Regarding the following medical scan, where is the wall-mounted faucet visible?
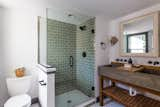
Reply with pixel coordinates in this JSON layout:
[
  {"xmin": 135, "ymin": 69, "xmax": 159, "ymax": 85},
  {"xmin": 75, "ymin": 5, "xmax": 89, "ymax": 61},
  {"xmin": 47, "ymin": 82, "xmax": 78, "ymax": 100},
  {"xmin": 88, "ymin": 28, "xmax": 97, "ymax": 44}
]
[
  {"xmin": 148, "ymin": 61, "xmax": 153, "ymax": 64},
  {"xmin": 153, "ymin": 61, "xmax": 159, "ymax": 65},
  {"xmin": 148, "ymin": 60, "xmax": 159, "ymax": 65}
]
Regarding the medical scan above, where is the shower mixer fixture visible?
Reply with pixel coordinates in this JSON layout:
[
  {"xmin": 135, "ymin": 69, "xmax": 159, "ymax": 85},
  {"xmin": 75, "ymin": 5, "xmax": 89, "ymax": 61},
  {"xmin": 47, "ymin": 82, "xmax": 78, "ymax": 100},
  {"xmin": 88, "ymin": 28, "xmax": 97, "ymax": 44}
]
[
  {"xmin": 91, "ymin": 29, "xmax": 95, "ymax": 34},
  {"xmin": 79, "ymin": 26, "xmax": 86, "ymax": 31}
]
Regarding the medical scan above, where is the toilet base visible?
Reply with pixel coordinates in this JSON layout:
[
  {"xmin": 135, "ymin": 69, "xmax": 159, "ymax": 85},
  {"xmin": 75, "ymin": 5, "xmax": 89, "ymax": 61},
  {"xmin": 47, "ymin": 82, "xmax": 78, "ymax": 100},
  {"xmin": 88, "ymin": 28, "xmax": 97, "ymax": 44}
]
[{"xmin": 4, "ymin": 94, "xmax": 31, "ymax": 107}]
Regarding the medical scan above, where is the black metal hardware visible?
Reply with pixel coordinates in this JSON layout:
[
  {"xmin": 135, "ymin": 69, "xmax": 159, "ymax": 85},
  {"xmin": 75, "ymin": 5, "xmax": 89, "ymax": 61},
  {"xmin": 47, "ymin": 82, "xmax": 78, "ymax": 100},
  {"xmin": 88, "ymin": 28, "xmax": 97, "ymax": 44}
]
[
  {"xmin": 100, "ymin": 42, "xmax": 105, "ymax": 45},
  {"xmin": 82, "ymin": 52, "xmax": 87, "ymax": 57},
  {"xmin": 124, "ymin": 59, "xmax": 127, "ymax": 62},
  {"xmin": 128, "ymin": 58, "xmax": 133, "ymax": 64},
  {"xmin": 120, "ymin": 59, "xmax": 123, "ymax": 62},
  {"xmin": 70, "ymin": 56, "xmax": 73, "ymax": 67},
  {"xmin": 91, "ymin": 29, "xmax": 95, "ymax": 34},
  {"xmin": 153, "ymin": 61, "xmax": 159, "ymax": 65},
  {"xmin": 67, "ymin": 100, "xmax": 72, "ymax": 103},
  {"xmin": 79, "ymin": 26, "xmax": 86, "ymax": 31},
  {"xmin": 148, "ymin": 61, "xmax": 153, "ymax": 64},
  {"xmin": 39, "ymin": 80, "xmax": 47, "ymax": 86},
  {"xmin": 91, "ymin": 86, "xmax": 95, "ymax": 91},
  {"xmin": 116, "ymin": 58, "xmax": 120, "ymax": 61}
]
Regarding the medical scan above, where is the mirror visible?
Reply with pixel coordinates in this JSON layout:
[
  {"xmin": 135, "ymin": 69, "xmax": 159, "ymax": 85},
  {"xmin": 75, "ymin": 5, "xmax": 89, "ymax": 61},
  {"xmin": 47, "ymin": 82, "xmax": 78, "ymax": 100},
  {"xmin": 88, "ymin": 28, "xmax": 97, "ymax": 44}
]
[{"xmin": 120, "ymin": 12, "xmax": 160, "ymax": 57}]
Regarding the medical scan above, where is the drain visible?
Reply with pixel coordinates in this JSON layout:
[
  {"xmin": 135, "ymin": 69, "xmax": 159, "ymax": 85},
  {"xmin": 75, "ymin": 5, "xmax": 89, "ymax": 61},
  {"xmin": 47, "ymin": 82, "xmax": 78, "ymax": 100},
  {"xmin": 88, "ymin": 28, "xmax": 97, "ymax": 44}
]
[{"xmin": 67, "ymin": 100, "xmax": 72, "ymax": 103}]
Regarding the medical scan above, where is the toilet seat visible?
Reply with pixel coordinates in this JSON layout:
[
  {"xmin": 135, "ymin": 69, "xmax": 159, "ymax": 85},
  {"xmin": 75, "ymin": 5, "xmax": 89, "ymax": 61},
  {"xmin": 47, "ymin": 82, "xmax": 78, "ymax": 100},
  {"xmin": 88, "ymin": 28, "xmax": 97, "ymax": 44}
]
[{"xmin": 4, "ymin": 94, "xmax": 31, "ymax": 107}]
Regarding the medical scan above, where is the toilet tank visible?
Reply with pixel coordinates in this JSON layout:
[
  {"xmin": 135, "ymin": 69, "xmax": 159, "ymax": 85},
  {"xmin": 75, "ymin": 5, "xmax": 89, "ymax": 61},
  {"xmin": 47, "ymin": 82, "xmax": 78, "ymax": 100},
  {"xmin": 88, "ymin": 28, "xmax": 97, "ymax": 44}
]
[{"xmin": 6, "ymin": 76, "xmax": 32, "ymax": 96}]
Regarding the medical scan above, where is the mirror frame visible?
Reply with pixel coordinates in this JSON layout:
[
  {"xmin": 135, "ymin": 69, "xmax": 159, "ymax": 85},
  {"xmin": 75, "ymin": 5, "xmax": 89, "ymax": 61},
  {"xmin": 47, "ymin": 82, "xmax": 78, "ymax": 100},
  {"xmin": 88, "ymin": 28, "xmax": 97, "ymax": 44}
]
[{"xmin": 120, "ymin": 12, "xmax": 160, "ymax": 57}]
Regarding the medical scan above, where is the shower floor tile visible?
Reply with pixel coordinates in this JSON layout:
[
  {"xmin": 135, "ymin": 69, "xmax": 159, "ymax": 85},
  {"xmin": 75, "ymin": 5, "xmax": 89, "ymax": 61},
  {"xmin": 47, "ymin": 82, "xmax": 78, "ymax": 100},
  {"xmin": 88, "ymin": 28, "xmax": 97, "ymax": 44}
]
[
  {"xmin": 56, "ymin": 81, "xmax": 76, "ymax": 95},
  {"xmin": 56, "ymin": 89, "xmax": 91, "ymax": 107}
]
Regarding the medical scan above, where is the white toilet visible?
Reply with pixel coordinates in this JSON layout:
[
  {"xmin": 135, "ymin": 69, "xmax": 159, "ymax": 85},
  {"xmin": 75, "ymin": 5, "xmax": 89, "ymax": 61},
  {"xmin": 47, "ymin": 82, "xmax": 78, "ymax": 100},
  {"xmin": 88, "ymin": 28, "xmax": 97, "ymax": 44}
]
[{"xmin": 4, "ymin": 76, "xmax": 32, "ymax": 107}]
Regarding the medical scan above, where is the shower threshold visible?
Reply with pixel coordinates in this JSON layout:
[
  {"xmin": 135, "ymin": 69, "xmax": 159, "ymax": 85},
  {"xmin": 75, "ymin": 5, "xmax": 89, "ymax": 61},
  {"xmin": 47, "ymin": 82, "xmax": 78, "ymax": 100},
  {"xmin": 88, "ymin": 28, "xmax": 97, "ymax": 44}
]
[{"xmin": 55, "ymin": 90, "xmax": 95, "ymax": 107}]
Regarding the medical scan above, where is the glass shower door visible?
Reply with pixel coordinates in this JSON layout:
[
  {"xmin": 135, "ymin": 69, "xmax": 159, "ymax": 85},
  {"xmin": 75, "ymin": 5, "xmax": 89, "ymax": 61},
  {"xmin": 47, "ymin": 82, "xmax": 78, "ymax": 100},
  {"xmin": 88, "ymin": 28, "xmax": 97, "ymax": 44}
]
[{"xmin": 47, "ymin": 18, "xmax": 77, "ymax": 107}]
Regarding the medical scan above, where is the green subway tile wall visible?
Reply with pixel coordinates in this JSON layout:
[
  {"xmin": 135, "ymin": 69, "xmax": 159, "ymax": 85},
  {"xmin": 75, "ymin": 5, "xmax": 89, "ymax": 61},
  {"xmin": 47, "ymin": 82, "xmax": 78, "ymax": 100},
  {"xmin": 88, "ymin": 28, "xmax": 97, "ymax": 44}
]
[
  {"xmin": 47, "ymin": 18, "xmax": 95, "ymax": 97},
  {"xmin": 47, "ymin": 19, "xmax": 76, "ymax": 95},
  {"xmin": 76, "ymin": 18, "xmax": 95, "ymax": 97}
]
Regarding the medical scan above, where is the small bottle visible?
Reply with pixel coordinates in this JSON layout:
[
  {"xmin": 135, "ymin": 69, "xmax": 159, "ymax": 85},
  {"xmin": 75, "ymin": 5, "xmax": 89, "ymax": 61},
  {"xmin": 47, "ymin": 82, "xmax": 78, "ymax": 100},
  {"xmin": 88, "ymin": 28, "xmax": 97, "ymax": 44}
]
[{"xmin": 128, "ymin": 58, "xmax": 133, "ymax": 64}]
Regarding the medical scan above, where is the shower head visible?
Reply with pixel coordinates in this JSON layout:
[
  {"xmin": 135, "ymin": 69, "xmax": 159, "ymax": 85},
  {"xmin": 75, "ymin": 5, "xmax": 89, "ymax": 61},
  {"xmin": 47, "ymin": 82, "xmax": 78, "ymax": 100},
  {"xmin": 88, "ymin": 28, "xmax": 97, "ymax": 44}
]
[{"xmin": 79, "ymin": 26, "xmax": 86, "ymax": 31}]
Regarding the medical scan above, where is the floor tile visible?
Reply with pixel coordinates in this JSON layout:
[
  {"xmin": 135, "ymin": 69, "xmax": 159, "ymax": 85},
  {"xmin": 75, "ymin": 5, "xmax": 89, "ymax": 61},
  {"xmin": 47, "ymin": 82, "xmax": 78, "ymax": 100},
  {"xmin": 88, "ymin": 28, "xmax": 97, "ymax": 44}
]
[
  {"xmin": 89, "ymin": 100, "xmax": 124, "ymax": 107},
  {"xmin": 56, "ymin": 89, "xmax": 91, "ymax": 107}
]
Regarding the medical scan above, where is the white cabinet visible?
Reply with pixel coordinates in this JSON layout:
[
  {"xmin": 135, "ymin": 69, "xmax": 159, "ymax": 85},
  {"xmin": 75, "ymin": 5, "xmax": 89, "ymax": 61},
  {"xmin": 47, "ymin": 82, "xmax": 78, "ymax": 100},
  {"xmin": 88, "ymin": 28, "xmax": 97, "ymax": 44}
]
[{"xmin": 38, "ymin": 65, "xmax": 55, "ymax": 107}]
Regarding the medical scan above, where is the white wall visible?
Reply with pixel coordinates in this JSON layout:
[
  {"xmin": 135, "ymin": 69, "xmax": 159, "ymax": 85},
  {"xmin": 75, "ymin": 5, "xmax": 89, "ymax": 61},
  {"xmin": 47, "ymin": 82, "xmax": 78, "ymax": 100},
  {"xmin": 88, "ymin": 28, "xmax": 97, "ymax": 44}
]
[
  {"xmin": 39, "ymin": 17, "xmax": 47, "ymax": 66},
  {"xmin": 108, "ymin": 4, "xmax": 160, "ymax": 64},
  {"xmin": 94, "ymin": 16, "xmax": 110, "ymax": 97},
  {"xmin": 0, "ymin": 8, "xmax": 9, "ymax": 106},
  {"xmin": 0, "ymin": 8, "xmax": 46, "ymax": 106}
]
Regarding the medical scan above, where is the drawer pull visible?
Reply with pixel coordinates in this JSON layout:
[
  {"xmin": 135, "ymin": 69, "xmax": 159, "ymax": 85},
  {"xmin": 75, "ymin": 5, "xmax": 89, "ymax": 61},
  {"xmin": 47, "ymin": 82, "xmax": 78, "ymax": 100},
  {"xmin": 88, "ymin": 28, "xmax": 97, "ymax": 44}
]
[{"xmin": 39, "ymin": 80, "xmax": 47, "ymax": 86}]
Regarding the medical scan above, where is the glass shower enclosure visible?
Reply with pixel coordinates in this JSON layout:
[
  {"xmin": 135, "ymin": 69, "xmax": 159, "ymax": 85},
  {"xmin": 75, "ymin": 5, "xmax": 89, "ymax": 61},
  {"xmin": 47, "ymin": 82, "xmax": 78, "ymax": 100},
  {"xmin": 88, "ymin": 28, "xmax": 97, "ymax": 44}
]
[{"xmin": 38, "ymin": 8, "xmax": 95, "ymax": 107}]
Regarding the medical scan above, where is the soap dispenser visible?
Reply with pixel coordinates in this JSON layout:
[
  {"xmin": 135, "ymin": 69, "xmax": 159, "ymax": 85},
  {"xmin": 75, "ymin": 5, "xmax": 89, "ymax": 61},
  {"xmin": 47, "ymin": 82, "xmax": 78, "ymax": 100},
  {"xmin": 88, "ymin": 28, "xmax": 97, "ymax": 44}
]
[
  {"xmin": 124, "ymin": 57, "xmax": 133, "ymax": 68},
  {"xmin": 128, "ymin": 57, "xmax": 133, "ymax": 64}
]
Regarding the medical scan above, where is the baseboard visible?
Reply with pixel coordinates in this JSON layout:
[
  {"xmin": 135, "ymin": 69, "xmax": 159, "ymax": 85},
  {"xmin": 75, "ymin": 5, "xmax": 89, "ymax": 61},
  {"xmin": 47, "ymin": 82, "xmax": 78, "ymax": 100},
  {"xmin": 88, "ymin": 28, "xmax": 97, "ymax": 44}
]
[{"xmin": 31, "ymin": 97, "xmax": 39, "ymax": 104}]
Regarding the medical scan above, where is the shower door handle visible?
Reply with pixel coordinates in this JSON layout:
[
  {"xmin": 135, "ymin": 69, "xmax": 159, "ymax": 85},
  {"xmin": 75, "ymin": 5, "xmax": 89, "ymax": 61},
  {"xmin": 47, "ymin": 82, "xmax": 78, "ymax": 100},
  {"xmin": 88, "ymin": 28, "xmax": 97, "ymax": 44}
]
[{"xmin": 70, "ymin": 56, "xmax": 73, "ymax": 67}]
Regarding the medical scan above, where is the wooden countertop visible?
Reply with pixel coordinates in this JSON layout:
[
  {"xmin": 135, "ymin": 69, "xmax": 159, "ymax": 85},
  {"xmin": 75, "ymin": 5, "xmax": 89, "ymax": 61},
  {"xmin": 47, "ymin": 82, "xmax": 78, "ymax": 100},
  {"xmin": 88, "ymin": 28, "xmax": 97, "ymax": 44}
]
[
  {"xmin": 98, "ymin": 66, "xmax": 160, "ymax": 96},
  {"xmin": 117, "ymin": 66, "xmax": 144, "ymax": 72}
]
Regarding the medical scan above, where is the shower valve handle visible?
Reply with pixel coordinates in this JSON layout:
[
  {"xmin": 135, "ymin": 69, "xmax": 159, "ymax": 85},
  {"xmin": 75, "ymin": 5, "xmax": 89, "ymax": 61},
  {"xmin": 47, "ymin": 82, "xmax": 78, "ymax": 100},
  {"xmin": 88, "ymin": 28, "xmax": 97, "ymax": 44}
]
[{"xmin": 70, "ymin": 56, "xmax": 73, "ymax": 67}]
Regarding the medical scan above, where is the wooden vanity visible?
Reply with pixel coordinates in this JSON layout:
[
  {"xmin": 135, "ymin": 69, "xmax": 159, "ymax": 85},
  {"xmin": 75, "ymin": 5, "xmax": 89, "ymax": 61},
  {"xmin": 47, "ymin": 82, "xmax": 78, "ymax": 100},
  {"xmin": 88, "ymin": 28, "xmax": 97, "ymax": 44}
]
[{"xmin": 98, "ymin": 62, "xmax": 160, "ymax": 107}]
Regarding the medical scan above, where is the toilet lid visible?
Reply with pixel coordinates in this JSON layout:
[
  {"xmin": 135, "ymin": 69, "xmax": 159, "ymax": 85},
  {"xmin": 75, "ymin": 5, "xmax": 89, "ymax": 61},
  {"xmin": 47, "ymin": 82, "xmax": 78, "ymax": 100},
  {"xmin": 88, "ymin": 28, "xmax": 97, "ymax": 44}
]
[{"xmin": 4, "ymin": 94, "xmax": 31, "ymax": 107}]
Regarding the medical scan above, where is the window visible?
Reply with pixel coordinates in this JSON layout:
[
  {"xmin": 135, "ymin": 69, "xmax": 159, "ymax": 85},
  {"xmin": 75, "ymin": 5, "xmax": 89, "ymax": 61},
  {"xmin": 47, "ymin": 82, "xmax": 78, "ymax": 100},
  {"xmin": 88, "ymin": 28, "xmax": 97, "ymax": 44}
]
[{"xmin": 126, "ymin": 32, "xmax": 149, "ymax": 53}]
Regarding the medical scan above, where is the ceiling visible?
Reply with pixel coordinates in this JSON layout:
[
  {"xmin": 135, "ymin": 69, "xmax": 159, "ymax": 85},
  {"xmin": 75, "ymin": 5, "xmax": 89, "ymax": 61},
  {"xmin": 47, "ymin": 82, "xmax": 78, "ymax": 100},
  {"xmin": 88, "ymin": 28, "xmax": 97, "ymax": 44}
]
[
  {"xmin": 1, "ymin": 0, "xmax": 160, "ymax": 19},
  {"xmin": 47, "ymin": 8, "xmax": 93, "ymax": 25}
]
